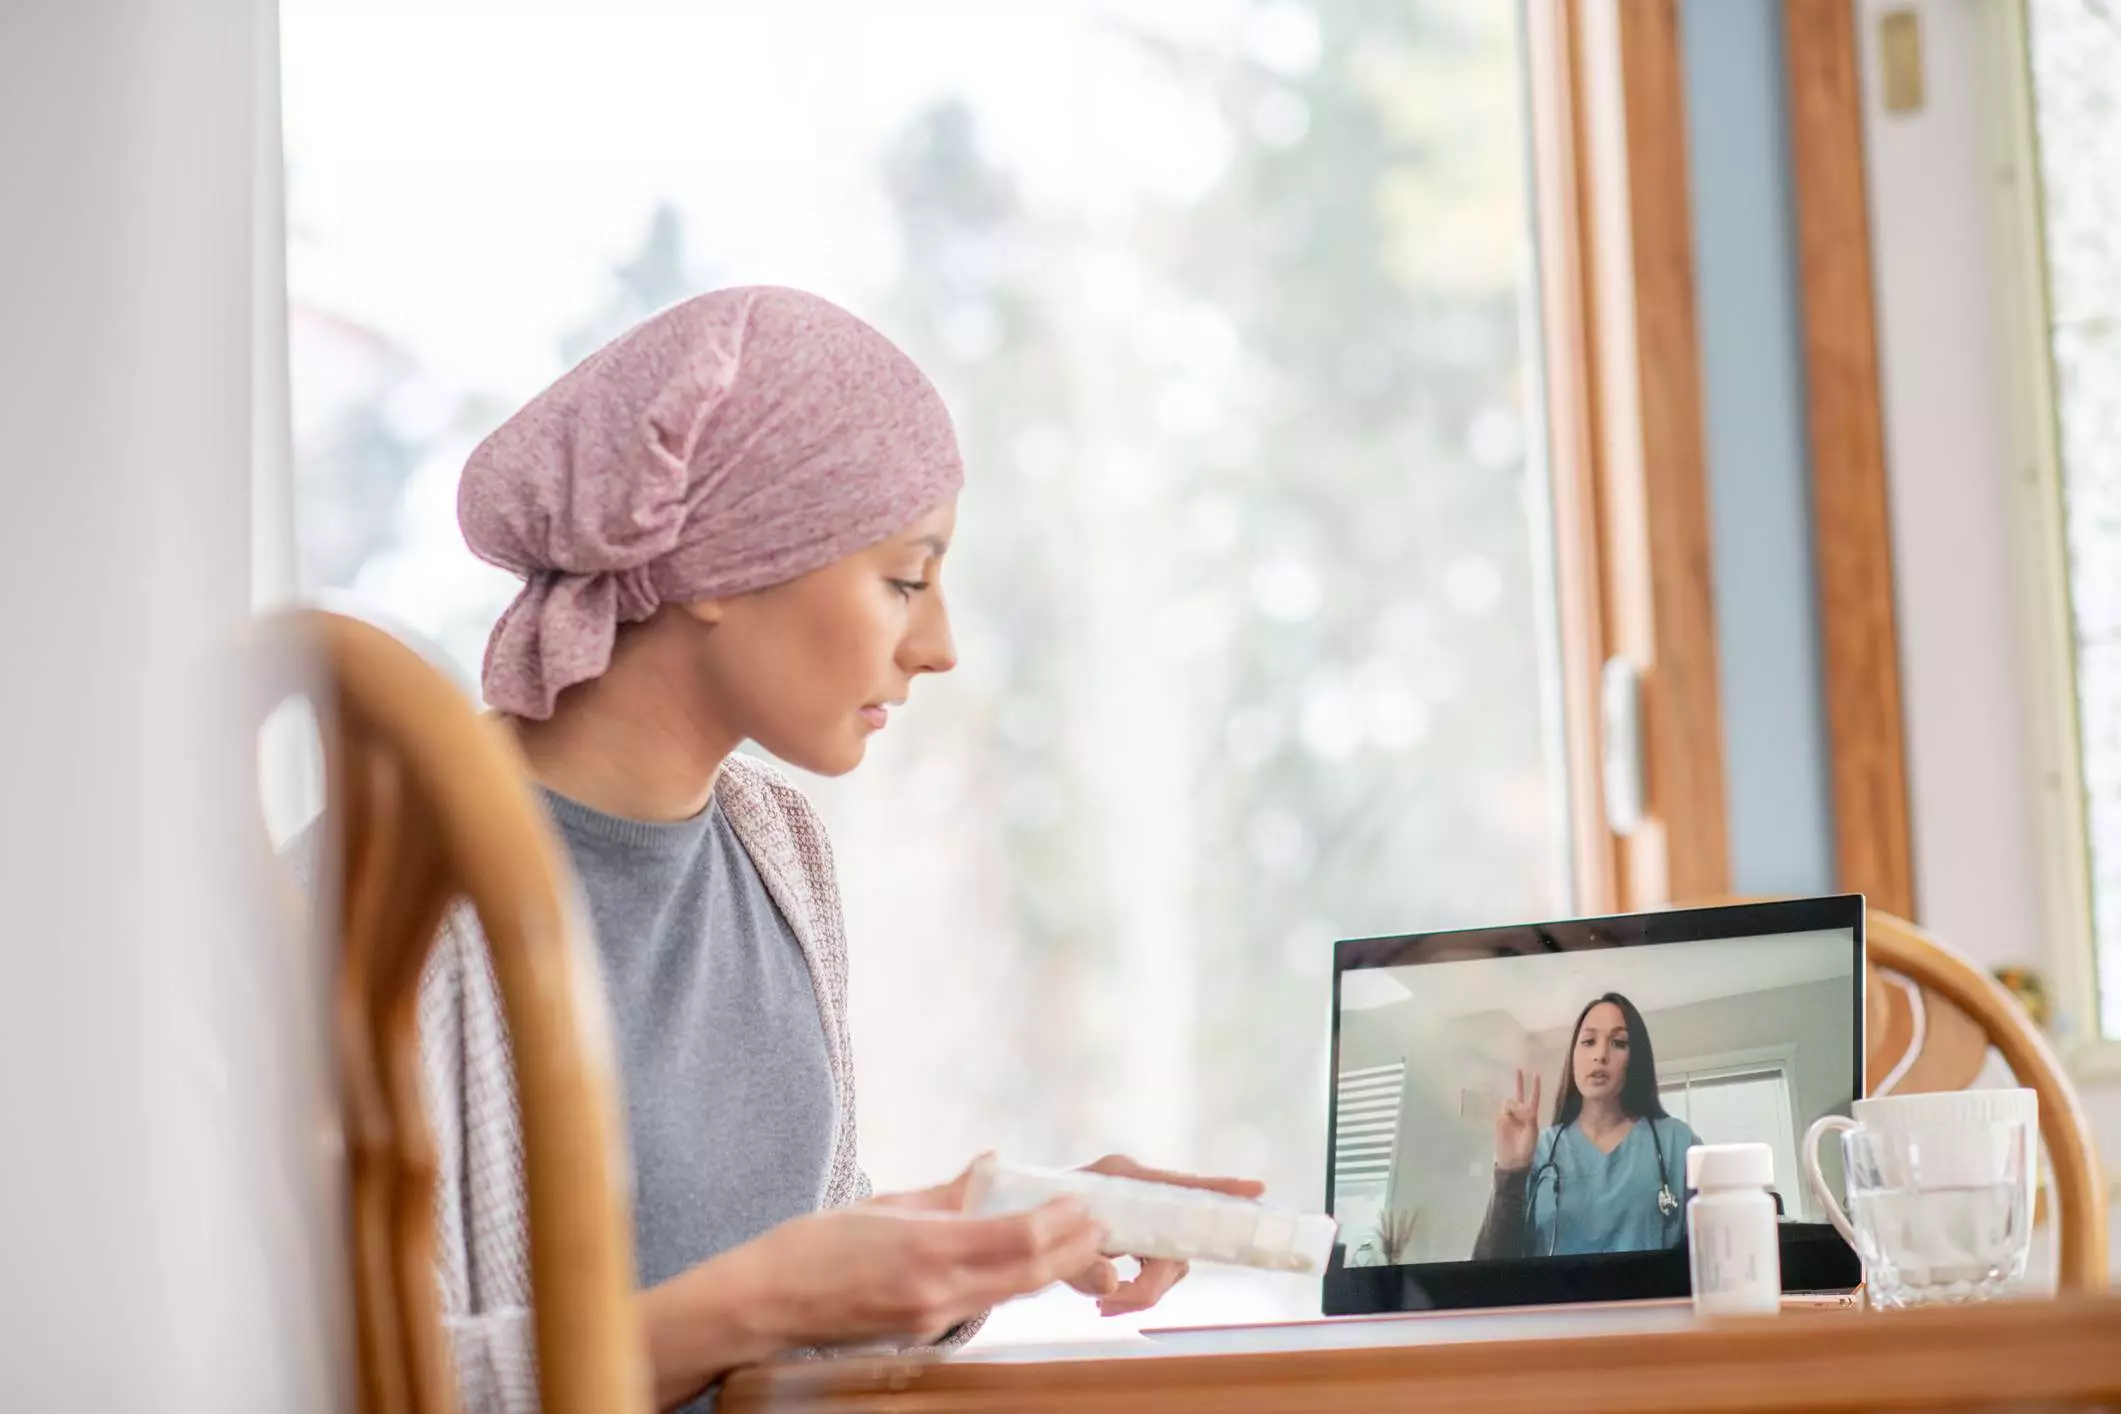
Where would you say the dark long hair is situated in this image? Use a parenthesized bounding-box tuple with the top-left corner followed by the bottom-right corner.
(1552, 991, 1667, 1128)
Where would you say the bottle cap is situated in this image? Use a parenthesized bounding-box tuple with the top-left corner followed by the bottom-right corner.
(1686, 1141, 1773, 1191)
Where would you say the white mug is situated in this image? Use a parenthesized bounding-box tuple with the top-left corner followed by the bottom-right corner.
(1803, 1088, 2038, 1307)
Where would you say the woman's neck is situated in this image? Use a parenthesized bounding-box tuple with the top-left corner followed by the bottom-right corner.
(1574, 1097, 1632, 1140)
(507, 627, 739, 823)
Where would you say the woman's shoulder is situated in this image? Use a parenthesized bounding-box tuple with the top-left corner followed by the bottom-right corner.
(719, 747, 798, 795)
(716, 750, 839, 887)
(715, 750, 850, 997)
(718, 750, 825, 830)
(1659, 1114, 1702, 1149)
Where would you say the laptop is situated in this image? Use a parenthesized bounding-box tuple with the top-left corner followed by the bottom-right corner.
(1320, 896, 1866, 1317)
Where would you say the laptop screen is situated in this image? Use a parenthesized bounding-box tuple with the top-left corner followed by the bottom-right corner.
(1326, 896, 1864, 1311)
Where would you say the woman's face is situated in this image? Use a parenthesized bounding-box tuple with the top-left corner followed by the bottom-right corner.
(1571, 1001, 1631, 1103)
(682, 499, 959, 776)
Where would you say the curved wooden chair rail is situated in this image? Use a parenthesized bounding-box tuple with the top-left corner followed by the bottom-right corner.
(256, 610, 649, 1414)
(1862, 908, 2109, 1292)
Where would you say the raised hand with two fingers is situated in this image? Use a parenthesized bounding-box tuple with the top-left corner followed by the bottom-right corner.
(1494, 1068, 1543, 1172)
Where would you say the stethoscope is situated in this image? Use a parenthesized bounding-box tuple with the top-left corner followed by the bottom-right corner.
(1524, 1117, 1680, 1257)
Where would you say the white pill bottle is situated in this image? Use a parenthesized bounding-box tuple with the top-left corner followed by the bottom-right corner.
(1685, 1142, 1782, 1316)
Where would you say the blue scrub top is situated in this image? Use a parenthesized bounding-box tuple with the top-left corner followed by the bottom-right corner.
(1525, 1115, 1700, 1256)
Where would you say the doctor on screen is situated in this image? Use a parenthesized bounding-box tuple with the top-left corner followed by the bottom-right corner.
(1473, 992, 1701, 1260)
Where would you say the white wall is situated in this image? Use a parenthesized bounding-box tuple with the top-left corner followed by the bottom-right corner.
(0, 2, 341, 1407)
(1856, 0, 2046, 972)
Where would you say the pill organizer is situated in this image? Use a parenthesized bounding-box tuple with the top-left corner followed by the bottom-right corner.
(961, 1156, 1339, 1275)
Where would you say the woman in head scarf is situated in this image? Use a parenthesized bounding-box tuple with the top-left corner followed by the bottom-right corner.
(435, 287, 1256, 1412)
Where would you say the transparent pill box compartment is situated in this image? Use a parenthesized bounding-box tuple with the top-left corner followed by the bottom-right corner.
(962, 1156, 1338, 1275)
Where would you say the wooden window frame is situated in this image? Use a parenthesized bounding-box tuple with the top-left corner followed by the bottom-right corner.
(1528, 0, 1731, 914)
(1783, 0, 1919, 922)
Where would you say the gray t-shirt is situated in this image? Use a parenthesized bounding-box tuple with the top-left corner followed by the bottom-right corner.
(541, 785, 837, 1305)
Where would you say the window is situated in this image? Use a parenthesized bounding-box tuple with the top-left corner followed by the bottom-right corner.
(282, 0, 1584, 1335)
(2022, 0, 2121, 1043)
(1332, 1058, 1407, 1266)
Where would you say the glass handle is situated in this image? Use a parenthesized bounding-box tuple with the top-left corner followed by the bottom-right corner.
(1802, 1115, 1862, 1252)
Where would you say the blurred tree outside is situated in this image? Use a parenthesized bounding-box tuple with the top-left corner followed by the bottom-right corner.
(281, 0, 1565, 1273)
(814, 0, 1561, 1208)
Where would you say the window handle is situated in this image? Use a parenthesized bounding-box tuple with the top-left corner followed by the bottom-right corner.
(1601, 656, 1646, 837)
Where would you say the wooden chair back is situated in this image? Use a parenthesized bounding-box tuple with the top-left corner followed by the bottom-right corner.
(263, 610, 647, 1414)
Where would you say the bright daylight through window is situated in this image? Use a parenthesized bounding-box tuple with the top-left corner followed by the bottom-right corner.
(281, 0, 1568, 1334)
(2026, 0, 2121, 1042)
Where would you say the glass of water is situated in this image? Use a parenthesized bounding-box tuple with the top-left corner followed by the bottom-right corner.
(1804, 1090, 2038, 1309)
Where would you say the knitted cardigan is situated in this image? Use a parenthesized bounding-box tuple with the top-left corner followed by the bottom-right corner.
(411, 751, 977, 1412)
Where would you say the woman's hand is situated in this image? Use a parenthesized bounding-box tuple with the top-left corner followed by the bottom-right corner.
(1494, 1069, 1542, 1172)
(1064, 1154, 1267, 1319)
(639, 1193, 1105, 1409)
(869, 1152, 1267, 1318)
(738, 1199, 1107, 1344)
(861, 1154, 990, 1215)
(866, 1152, 1265, 1320)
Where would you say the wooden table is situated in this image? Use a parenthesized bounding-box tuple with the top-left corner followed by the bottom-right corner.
(723, 1293, 2121, 1413)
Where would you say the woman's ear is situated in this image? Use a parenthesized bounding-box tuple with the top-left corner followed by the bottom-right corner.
(676, 598, 725, 627)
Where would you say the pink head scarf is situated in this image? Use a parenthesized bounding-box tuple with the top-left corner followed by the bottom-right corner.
(459, 286, 964, 719)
